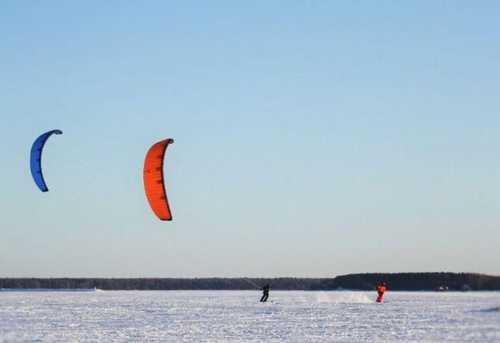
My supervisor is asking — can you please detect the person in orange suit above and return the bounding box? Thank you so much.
[376,282,387,303]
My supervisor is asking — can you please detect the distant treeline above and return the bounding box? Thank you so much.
[1,273,499,291]
[0,278,320,290]
[311,273,500,291]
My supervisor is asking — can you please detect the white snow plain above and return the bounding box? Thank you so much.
[0,290,499,342]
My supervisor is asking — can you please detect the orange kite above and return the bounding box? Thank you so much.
[143,138,174,221]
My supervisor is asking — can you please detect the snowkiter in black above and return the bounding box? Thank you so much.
[260,284,270,302]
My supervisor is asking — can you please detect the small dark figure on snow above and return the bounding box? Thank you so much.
[260,284,270,302]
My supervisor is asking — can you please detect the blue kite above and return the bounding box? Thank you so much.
[30,130,63,192]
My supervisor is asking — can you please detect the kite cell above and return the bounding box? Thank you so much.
[143,138,174,221]
[30,129,63,192]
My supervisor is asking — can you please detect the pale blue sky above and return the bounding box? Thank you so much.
[1,1,499,277]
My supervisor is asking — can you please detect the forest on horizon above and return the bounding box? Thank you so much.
[1,273,499,291]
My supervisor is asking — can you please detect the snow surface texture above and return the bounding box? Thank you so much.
[0,290,499,342]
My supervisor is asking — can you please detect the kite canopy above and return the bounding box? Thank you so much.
[30,129,63,192]
[143,138,174,221]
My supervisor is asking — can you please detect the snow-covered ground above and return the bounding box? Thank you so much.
[0,290,499,342]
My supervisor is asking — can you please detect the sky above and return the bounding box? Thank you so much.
[1,1,499,277]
